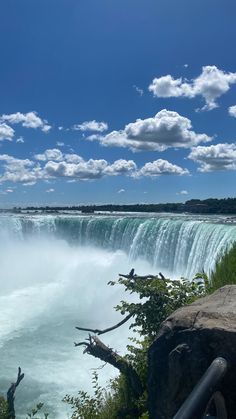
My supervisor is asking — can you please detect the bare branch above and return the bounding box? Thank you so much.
[74,341,90,347]
[75,335,143,398]
[119,273,165,280]
[7,367,24,419]
[76,312,133,336]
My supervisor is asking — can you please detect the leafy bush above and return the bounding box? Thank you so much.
[0,396,8,418]
[65,275,206,418]
[63,372,126,419]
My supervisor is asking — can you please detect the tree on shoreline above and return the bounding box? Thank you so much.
[71,271,206,418]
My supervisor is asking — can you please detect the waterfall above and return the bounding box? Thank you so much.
[1,213,236,278]
[0,212,236,417]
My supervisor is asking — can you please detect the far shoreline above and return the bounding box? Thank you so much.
[1,197,236,215]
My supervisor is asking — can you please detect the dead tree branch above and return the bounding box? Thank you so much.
[75,335,143,398]
[119,272,166,280]
[7,367,24,419]
[75,313,133,335]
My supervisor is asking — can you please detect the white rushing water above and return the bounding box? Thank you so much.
[0,212,236,417]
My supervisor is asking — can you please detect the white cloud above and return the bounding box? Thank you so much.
[177,190,188,195]
[46,188,55,193]
[149,75,192,98]
[118,188,125,193]
[64,154,84,164]
[23,182,36,186]
[72,120,108,132]
[0,154,41,184]
[149,66,236,110]
[56,141,65,146]
[104,159,137,176]
[90,110,211,151]
[0,111,51,132]
[0,150,189,185]
[0,124,14,141]
[6,188,14,193]
[229,105,236,118]
[133,85,144,96]
[135,159,189,177]
[16,136,24,143]
[44,158,136,180]
[35,148,63,162]
[188,143,236,172]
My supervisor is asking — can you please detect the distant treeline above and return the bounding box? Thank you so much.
[8,198,236,214]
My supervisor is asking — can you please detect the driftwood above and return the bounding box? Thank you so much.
[7,367,24,419]
[75,335,143,398]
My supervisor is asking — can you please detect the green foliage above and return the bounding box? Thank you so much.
[63,371,127,419]
[114,276,206,339]
[26,402,49,418]
[25,197,236,214]
[65,275,206,419]
[209,243,236,291]
[0,396,8,419]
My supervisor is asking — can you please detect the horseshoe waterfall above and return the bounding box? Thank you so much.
[0,213,236,417]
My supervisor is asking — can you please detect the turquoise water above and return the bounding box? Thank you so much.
[1,213,236,277]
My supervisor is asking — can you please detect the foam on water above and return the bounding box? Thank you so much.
[0,236,153,417]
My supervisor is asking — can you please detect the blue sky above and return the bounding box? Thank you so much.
[0,0,236,206]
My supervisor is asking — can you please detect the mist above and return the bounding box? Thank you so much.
[0,236,154,417]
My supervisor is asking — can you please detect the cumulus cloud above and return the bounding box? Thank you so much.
[0,154,41,184]
[64,154,84,163]
[135,159,189,177]
[44,158,136,180]
[229,105,236,118]
[149,66,236,110]
[188,143,236,172]
[89,110,211,151]
[0,149,189,185]
[118,189,125,193]
[0,111,51,132]
[44,159,107,180]
[72,120,108,132]
[0,124,14,141]
[104,159,137,176]
[35,148,63,162]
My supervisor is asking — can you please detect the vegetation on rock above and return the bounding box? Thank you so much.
[210,243,236,291]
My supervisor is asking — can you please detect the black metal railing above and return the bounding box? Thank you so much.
[173,357,228,419]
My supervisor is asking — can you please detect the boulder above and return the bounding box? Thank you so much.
[148,285,236,418]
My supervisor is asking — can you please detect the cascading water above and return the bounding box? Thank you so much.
[1,213,236,277]
[0,212,236,417]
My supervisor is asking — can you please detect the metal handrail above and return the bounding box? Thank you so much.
[173,357,228,419]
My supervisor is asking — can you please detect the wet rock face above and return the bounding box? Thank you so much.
[148,286,236,419]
